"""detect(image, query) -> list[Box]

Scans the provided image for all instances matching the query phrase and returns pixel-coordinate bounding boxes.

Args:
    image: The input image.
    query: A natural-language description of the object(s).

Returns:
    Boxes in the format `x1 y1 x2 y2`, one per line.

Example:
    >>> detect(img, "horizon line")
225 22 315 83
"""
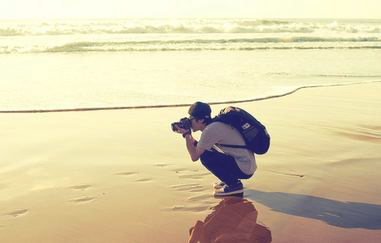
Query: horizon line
1 17 381 21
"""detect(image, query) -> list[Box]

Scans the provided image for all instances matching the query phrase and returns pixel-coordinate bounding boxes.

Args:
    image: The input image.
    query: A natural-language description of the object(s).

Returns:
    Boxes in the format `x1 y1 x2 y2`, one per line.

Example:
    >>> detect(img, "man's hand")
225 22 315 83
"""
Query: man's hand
174 125 191 137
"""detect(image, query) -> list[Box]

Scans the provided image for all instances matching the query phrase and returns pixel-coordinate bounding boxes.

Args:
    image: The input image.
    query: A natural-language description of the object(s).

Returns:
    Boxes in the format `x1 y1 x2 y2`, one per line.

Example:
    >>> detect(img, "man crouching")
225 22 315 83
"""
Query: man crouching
173 101 256 197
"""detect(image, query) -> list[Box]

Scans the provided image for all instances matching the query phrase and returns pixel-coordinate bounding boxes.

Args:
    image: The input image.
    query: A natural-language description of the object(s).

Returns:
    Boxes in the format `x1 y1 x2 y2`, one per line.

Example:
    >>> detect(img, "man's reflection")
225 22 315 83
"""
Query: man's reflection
188 196 271 243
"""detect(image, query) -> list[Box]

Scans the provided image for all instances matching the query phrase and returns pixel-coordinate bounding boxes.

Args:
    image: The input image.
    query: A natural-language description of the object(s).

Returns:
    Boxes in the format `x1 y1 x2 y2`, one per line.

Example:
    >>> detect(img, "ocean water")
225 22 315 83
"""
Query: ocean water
0 18 381 112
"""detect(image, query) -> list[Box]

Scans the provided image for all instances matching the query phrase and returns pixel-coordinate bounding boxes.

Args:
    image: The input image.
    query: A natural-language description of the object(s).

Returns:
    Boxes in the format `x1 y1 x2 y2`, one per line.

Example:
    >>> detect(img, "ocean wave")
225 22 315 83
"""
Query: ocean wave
1 19 381 36
2 45 381 55
0 28 24 36
2 44 381 54
313 74 381 78
0 26 316 36
2 26 380 36
45 45 381 53
1 81 380 113
52 36 381 45
39 37 381 53
267 73 381 78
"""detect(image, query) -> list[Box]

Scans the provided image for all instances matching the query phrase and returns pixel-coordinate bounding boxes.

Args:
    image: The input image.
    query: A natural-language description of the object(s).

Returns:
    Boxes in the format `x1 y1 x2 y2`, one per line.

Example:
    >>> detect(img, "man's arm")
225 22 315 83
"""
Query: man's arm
184 134 205 162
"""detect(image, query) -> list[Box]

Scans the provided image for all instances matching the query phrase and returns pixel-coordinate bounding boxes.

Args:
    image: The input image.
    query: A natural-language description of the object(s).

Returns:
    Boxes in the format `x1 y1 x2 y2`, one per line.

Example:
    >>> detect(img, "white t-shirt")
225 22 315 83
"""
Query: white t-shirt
197 122 256 175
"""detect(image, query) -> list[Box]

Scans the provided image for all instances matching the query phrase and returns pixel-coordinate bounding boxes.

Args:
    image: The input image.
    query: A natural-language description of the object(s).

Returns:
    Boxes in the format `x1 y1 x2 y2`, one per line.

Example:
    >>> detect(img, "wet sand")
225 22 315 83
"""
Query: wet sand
0 82 381 242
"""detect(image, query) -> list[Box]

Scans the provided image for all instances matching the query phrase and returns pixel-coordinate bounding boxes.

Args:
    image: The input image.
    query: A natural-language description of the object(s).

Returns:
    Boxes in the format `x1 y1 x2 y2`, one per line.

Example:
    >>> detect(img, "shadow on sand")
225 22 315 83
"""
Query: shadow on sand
188 196 272 243
246 190 381 230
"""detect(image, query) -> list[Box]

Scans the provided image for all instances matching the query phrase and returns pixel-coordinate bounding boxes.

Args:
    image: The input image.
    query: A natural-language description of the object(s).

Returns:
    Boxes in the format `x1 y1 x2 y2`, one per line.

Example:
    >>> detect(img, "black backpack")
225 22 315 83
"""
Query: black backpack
213 106 270 155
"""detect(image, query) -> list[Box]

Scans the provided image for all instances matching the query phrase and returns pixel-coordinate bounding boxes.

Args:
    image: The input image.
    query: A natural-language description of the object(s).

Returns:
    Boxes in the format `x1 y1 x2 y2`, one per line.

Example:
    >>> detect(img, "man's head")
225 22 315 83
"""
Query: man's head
188 101 212 132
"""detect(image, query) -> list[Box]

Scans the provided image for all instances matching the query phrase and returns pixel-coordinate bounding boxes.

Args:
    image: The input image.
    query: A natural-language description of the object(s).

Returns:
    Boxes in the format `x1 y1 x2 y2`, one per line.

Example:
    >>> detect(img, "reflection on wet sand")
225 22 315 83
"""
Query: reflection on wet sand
188 196 272 243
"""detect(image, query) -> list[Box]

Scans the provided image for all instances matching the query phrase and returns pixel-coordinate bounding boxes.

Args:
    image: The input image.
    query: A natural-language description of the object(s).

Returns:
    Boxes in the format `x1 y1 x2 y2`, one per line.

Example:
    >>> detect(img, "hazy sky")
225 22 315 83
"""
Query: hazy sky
1 0 380 19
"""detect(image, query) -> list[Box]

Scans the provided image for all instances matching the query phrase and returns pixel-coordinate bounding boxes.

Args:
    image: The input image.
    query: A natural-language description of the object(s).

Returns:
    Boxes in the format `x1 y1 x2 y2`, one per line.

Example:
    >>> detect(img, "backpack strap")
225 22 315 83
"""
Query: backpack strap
217 143 248 149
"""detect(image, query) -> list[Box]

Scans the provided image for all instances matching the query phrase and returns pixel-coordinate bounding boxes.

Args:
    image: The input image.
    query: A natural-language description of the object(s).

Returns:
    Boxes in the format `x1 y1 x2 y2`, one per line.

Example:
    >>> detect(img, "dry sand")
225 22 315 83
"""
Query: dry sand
0 82 381 242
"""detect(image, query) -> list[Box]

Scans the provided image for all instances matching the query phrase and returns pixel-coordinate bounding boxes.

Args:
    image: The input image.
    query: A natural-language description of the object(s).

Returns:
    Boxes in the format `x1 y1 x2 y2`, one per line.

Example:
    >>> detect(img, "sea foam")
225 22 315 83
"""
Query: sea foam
1 18 380 54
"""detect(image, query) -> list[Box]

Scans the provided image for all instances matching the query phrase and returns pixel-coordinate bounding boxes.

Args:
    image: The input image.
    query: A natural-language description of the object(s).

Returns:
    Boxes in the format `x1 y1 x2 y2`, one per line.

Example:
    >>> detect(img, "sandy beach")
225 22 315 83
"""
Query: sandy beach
1 82 381 242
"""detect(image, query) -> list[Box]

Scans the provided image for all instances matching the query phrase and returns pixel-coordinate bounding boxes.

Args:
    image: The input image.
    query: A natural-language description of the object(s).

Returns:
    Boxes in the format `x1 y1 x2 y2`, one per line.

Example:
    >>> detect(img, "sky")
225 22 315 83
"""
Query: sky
0 0 380 19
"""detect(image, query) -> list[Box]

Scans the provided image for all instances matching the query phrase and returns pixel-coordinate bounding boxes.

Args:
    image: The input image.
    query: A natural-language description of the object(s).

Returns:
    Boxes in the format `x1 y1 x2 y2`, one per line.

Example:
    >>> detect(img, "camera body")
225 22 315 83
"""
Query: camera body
171 117 192 132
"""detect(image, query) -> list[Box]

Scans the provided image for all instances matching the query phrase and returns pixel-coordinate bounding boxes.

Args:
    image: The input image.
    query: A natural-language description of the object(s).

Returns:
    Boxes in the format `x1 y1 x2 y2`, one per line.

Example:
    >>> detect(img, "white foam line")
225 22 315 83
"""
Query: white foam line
1 80 380 113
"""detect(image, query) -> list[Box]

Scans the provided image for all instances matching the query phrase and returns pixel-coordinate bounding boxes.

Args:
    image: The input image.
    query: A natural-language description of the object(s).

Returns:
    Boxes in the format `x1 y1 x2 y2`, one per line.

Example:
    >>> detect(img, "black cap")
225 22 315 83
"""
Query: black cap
188 101 211 119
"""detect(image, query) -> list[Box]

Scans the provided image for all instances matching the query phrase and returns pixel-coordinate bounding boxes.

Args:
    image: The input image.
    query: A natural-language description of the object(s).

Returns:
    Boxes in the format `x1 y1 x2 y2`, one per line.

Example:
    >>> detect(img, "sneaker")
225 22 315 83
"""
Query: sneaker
213 181 226 190
214 182 244 197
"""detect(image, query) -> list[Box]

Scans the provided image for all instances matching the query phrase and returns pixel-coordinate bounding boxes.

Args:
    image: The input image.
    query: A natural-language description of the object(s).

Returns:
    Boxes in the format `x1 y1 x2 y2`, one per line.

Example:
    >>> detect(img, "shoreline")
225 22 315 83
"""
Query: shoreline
1 80 380 113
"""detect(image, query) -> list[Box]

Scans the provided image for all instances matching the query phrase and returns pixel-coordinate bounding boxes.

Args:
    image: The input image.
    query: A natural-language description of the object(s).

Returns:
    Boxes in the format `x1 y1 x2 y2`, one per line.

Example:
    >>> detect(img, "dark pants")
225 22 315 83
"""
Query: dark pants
200 149 253 187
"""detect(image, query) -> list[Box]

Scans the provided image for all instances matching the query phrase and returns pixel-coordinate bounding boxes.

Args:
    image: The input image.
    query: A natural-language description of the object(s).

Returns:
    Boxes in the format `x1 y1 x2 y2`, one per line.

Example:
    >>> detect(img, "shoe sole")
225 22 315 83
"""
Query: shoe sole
213 182 243 190
213 189 244 197
213 183 225 190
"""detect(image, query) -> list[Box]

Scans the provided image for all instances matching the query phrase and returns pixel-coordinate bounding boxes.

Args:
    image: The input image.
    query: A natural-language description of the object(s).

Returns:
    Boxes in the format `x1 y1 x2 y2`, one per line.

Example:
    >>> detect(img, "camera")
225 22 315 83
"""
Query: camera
171 117 192 132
